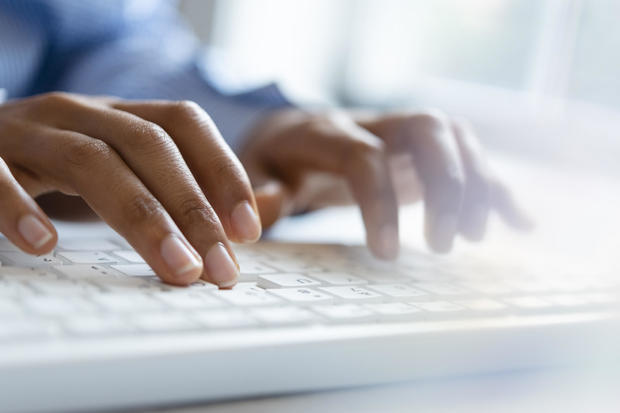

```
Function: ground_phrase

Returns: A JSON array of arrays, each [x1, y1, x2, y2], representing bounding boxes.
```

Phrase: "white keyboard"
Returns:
[[1, 237, 619, 413]]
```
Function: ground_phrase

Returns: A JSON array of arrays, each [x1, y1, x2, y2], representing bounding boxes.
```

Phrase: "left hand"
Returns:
[[240, 109, 531, 259]]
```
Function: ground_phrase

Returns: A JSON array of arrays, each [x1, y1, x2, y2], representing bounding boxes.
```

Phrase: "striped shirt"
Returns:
[[0, 0, 290, 150]]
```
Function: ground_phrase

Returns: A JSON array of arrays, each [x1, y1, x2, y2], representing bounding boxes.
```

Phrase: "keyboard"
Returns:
[[1, 237, 619, 413]]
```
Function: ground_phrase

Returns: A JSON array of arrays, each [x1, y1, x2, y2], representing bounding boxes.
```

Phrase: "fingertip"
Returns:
[[425, 210, 458, 253], [231, 200, 262, 243], [369, 224, 400, 260], [17, 214, 58, 254]]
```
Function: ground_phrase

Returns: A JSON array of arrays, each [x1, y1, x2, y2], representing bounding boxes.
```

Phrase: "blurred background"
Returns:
[[179, 0, 620, 175], [175, 0, 617, 273]]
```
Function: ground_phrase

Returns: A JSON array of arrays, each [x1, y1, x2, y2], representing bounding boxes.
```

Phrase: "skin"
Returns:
[[241, 109, 532, 259], [0, 93, 530, 286]]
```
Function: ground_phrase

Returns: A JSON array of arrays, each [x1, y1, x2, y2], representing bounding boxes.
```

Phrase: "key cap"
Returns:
[[267, 260, 326, 273], [541, 294, 590, 307], [0, 299, 23, 317], [413, 282, 470, 296], [57, 251, 118, 264], [28, 279, 99, 295], [92, 276, 154, 294], [64, 315, 135, 336], [365, 302, 422, 320], [112, 250, 145, 264], [193, 309, 258, 328], [238, 260, 277, 275], [214, 288, 283, 306], [153, 291, 224, 310], [319, 286, 383, 303], [251, 306, 317, 325], [131, 312, 201, 333], [368, 284, 427, 299], [312, 304, 374, 322], [269, 287, 334, 304], [0, 320, 59, 341], [454, 298, 507, 312], [504, 296, 553, 309], [309, 272, 367, 286], [22, 296, 97, 316], [412, 301, 465, 313], [0, 239, 21, 252], [57, 239, 119, 251], [1, 252, 64, 267], [110, 264, 156, 277], [257, 273, 321, 289], [93, 294, 165, 312], [55, 264, 119, 279]]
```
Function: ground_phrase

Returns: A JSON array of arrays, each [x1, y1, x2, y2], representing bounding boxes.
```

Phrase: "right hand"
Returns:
[[0, 92, 262, 287]]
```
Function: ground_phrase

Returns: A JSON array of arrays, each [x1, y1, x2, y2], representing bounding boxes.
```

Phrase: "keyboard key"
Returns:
[[93, 294, 165, 312], [112, 250, 145, 264], [0, 320, 59, 341], [412, 301, 465, 313], [455, 298, 507, 312], [312, 304, 374, 322], [368, 284, 427, 299], [309, 272, 367, 286], [57, 251, 118, 264], [365, 302, 422, 320], [193, 310, 257, 328], [320, 286, 383, 303], [153, 291, 224, 310], [269, 287, 334, 304], [57, 239, 119, 251], [23, 296, 97, 316], [1, 252, 64, 267], [28, 279, 99, 295], [131, 312, 201, 333], [110, 264, 156, 277], [64, 315, 135, 336], [504, 296, 553, 309], [257, 273, 321, 289], [0, 299, 24, 317], [238, 260, 276, 275], [215, 288, 283, 306], [413, 282, 470, 296], [251, 306, 317, 325], [0, 239, 21, 252], [267, 260, 326, 273], [55, 264, 119, 279]]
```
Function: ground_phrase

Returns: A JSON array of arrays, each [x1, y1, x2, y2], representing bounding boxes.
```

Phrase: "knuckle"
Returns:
[[346, 139, 386, 171], [131, 122, 173, 152], [178, 197, 216, 226], [411, 110, 449, 133], [63, 139, 114, 170], [125, 194, 165, 226]]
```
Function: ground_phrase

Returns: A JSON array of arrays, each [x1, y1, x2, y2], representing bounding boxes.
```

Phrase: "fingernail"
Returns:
[[378, 225, 399, 259], [18, 215, 53, 249], [431, 213, 458, 252], [160, 234, 202, 278], [231, 201, 261, 242], [204, 243, 239, 287]]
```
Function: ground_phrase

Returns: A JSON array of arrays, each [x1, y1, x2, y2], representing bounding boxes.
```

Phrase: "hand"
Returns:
[[0, 92, 262, 287], [241, 109, 531, 259]]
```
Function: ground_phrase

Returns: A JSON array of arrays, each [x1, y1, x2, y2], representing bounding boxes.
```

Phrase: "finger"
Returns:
[[265, 113, 399, 259], [41, 95, 239, 287], [451, 120, 492, 241], [111, 100, 261, 243], [491, 179, 535, 230], [398, 113, 466, 253], [0, 156, 57, 254], [15, 127, 204, 286]]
